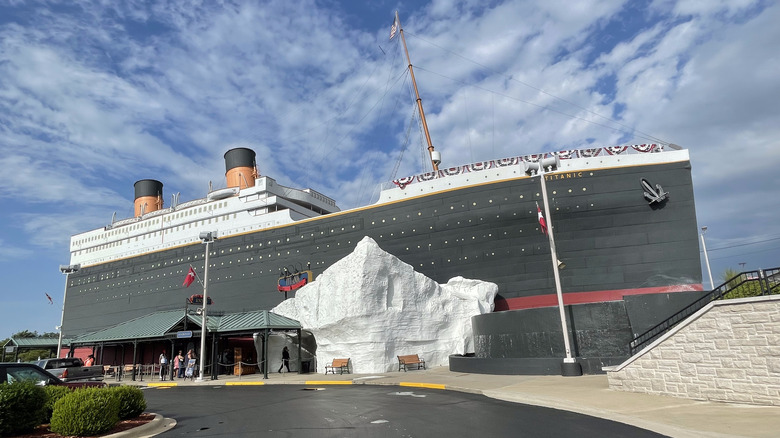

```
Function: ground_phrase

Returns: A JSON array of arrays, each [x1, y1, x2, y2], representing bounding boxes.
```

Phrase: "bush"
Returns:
[[42, 385, 71, 422], [50, 387, 119, 436], [0, 381, 47, 436], [107, 386, 147, 419]]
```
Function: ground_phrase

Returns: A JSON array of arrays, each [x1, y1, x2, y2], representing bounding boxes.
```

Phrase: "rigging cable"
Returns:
[[414, 65, 664, 146], [406, 31, 670, 145], [389, 104, 419, 182]]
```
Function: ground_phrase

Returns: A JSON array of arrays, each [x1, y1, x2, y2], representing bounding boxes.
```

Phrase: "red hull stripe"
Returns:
[[494, 284, 704, 311]]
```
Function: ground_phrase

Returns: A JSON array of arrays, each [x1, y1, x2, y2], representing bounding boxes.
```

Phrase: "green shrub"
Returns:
[[42, 385, 71, 422], [107, 386, 147, 419], [0, 381, 47, 436], [50, 387, 119, 436]]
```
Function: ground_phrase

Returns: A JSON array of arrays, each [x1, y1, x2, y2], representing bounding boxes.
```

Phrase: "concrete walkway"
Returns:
[[120, 367, 780, 438]]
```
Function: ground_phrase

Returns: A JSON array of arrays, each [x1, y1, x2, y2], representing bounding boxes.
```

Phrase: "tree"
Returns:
[[12, 330, 38, 338], [1, 331, 59, 362], [721, 268, 765, 300]]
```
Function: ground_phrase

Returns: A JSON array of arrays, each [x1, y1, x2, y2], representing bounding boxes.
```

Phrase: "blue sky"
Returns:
[[1, 0, 779, 339]]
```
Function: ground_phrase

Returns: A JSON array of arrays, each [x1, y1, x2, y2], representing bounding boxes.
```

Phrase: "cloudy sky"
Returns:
[[1, 0, 778, 340]]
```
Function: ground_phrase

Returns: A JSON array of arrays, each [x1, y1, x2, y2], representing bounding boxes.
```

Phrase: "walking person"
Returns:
[[159, 351, 168, 381], [278, 346, 290, 373]]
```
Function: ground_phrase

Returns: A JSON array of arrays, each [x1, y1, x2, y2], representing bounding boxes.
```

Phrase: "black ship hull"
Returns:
[[63, 158, 702, 367]]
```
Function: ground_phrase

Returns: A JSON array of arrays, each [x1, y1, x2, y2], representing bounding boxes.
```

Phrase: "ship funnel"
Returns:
[[224, 148, 258, 189], [134, 179, 164, 217]]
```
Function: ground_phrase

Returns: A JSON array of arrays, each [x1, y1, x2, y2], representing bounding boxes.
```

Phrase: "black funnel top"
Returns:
[[224, 148, 256, 172], [134, 179, 163, 199]]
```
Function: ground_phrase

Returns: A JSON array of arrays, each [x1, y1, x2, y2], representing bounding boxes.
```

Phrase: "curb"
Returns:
[[399, 382, 446, 390], [106, 414, 176, 438]]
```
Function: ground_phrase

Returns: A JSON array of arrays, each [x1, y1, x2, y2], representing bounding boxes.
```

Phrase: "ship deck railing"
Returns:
[[629, 267, 780, 355]]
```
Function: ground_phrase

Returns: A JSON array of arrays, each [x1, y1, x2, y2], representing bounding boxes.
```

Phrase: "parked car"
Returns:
[[35, 358, 104, 382], [0, 363, 104, 388]]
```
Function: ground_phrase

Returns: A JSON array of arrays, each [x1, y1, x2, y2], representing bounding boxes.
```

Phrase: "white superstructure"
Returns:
[[70, 176, 338, 267]]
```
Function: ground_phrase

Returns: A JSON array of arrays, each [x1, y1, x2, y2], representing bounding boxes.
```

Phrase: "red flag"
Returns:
[[537, 203, 548, 235], [183, 267, 196, 288], [45, 293, 53, 305]]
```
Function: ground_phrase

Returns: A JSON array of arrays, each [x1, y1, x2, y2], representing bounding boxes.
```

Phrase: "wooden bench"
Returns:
[[325, 358, 350, 374], [397, 354, 425, 372]]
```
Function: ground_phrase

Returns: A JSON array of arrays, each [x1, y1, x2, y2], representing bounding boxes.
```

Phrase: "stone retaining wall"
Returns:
[[606, 295, 780, 406]]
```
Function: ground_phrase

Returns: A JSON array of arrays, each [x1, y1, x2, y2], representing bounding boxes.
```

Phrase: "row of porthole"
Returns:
[[77, 244, 503, 297], [78, 217, 536, 286], [80, 210, 537, 286], [78, 184, 593, 261], [83, 229, 512, 292], [73, 192, 598, 288]]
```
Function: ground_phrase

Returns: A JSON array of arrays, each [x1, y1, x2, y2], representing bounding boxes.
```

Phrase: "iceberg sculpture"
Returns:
[[272, 236, 497, 373]]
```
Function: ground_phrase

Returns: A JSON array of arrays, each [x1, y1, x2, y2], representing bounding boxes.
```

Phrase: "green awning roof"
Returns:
[[70, 309, 300, 344], [2, 337, 65, 348], [73, 309, 192, 344], [209, 310, 302, 333]]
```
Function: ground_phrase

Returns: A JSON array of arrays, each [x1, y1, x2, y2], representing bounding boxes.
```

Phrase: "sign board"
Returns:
[[176, 331, 193, 339], [188, 294, 213, 305]]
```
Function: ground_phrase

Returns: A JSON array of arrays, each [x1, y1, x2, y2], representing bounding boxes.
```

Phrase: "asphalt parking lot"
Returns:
[[143, 384, 667, 437]]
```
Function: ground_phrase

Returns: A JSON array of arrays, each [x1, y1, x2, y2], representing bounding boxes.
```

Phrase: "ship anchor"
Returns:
[[641, 178, 669, 205]]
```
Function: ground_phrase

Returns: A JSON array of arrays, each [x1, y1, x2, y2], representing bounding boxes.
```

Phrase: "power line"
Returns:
[[707, 235, 780, 252]]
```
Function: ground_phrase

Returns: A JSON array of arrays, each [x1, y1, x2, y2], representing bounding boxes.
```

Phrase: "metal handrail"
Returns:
[[629, 267, 779, 355]]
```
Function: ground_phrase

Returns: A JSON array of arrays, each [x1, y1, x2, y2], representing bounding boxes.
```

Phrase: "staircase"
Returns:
[[629, 267, 780, 355]]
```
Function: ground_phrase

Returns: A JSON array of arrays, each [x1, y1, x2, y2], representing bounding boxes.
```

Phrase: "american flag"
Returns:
[[389, 15, 399, 40]]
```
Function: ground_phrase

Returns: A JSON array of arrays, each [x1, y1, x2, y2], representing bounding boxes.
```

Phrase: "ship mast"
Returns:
[[394, 11, 440, 172]]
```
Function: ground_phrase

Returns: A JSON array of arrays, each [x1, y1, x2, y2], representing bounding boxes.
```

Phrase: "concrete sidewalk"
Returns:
[[124, 367, 780, 438]]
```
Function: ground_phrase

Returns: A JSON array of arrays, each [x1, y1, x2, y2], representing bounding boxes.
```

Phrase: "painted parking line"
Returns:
[[225, 381, 266, 386], [399, 382, 446, 390], [304, 380, 353, 385], [148, 382, 177, 387]]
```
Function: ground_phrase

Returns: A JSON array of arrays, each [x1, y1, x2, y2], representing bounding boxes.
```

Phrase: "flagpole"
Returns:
[[537, 162, 581, 376], [196, 232, 215, 381], [394, 11, 439, 172]]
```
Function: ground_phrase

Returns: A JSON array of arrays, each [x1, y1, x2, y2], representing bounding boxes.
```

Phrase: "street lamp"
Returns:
[[57, 264, 80, 358], [524, 156, 581, 376], [700, 226, 714, 290], [195, 231, 216, 382]]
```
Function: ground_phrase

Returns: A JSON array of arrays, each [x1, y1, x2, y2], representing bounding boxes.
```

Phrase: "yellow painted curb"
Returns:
[[304, 381, 353, 385], [226, 381, 266, 386], [148, 383, 177, 387], [399, 382, 446, 390]]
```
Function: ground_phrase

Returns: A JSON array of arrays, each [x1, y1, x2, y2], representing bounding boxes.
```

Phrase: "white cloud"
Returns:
[[1, 0, 779, 337]]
